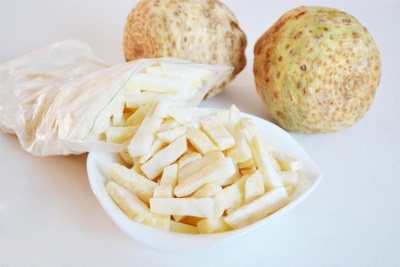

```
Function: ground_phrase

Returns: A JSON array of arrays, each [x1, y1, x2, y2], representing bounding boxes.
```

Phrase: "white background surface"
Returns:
[[1, 0, 399, 266]]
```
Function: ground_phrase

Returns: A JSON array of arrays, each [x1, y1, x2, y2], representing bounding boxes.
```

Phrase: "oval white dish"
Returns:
[[87, 108, 322, 253]]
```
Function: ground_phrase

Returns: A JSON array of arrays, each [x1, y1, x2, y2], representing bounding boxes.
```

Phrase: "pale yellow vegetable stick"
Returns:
[[145, 66, 203, 88], [119, 150, 134, 166], [123, 109, 135, 122], [150, 197, 215, 218], [107, 163, 157, 203], [159, 62, 212, 81], [172, 215, 186, 223], [174, 157, 236, 197], [226, 130, 253, 163], [167, 107, 200, 125], [273, 152, 304, 172], [227, 105, 241, 134], [141, 91, 178, 105], [277, 171, 298, 195], [200, 115, 235, 151], [153, 184, 174, 198], [240, 118, 257, 139], [141, 136, 187, 180], [216, 110, 229, 126], [160, 164, 178, 187], [106, 181, 170, 229], [131, 161, 144, 176], [137, 137, 165, 164], [219, 164, 241, 187], [240, 167, 257, 176], [169, 220, 200, 234], [186, 126, 218, 155], [197, 218, 233, 234], [178, 150, 224, 182], [285, 186, 295, 196], [192, 183, 222, 198], [125, 104, 151, 126], [213, 174, 248, 217], [237, 157, 256, 170], [271, 157, 282, 171], [127, 73, 191, 94], [244, 170, 265, 204], [124, 88, 143, 109], [178, 152, 202, 170], [157, 125, 187, 143], [171, 215, 198, 225], [128, 103, 166, 157], [106, 126, 138, 144], [224, 186, 289, 229], [111, 94, 125, 126], [251, 133, 283, 190], [158, 117, 180, 133]]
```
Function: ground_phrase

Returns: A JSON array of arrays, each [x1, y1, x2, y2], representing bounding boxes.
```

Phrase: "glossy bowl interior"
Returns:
[[87, 108, 322, 253]]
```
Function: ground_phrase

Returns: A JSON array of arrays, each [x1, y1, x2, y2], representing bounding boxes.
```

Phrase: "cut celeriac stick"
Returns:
[[124, 88, 143, 109], [197, 218, 232, 234], [153, 184, 174, 198], [277, 171, 299, 195], [178, 151, 202, 170], [167, 107, 200, 125], [273, 152, 304, 172], [136, 137, 165, 164], [227, 105, 241, 134], [218, 164, 241, 187], [216, 110, 229, 125], [150, 197, 215, 218], [141, 135, 187, 180], [226, 130, 252, 163], [145, 66, 203, 88], [119, 150, 134, 166], [169, 220, 200, 234], [128, 103, 166, 157], [158, 117, 180, 133], [177, 216, 202, 226], [177, 150, 224, 182], [277, 171, 298, 188], [192, 183, 222, 198], [244, 170, 265, 204], [126, 73, 192, 94], [107, 163, 157, 203], [158, 62, 212, 81], [106, 181, 170, 229], [174, 157, 236, 197], [125, 104, 151, 126], [224, 186, 289, 229], [251, 133, 283, 190], [213, 174, 248, 217], [111, 94, 126, 126], [106, 126, 138, 144], [157, 125, 187, 143], [186, 126, 218, 155], [200, 115, 235, 151], [237, 157, 256, 170], [160, 164, 178, 187]]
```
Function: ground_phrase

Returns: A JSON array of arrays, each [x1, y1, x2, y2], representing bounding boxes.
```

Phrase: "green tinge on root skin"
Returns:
[[253, 6, 381, 133]]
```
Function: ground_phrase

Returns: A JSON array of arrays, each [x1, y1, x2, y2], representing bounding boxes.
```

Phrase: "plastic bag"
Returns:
[[0, 40, 233, 156]]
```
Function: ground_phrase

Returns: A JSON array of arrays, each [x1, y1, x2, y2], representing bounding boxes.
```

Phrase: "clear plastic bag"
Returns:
[[0, 40, 233, 156]]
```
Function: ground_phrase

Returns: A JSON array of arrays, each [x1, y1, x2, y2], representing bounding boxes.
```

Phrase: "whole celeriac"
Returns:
[[254, 6, 381, 133], [123, 0, 247, 98]]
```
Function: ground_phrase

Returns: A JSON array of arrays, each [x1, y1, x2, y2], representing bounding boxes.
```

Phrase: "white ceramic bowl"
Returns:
[[87, 109, 322, 253]]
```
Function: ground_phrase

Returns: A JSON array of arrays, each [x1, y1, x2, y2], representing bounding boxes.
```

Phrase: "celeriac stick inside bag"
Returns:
[[0, 40, 233, 156]]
